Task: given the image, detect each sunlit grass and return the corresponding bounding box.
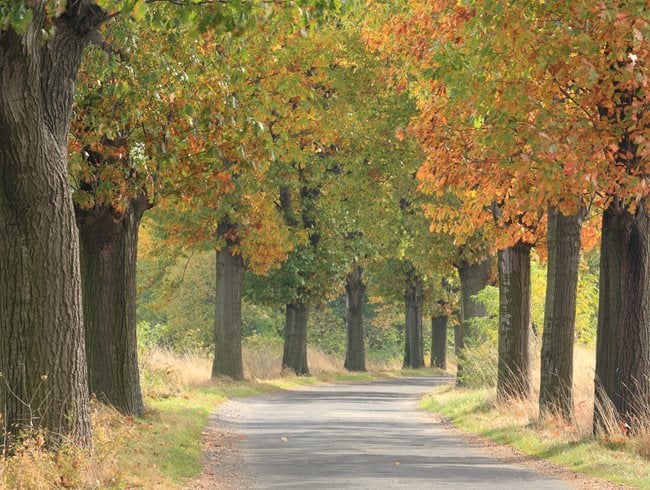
[421,347,650,488]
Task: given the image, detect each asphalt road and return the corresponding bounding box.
[215,376,569,489]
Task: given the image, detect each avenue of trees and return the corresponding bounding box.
[0,0,647,453]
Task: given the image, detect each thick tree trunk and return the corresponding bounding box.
[595,201,650,429]
[212,244,245,380]
[283,303,310,375]
[403,270,425,368]
[0,7,100,446]
[540,206,582,421]
[431,315,448,369]
[497,242,532,400]
[344,266,366,372]
[77,196,148,416]
[455,258,490,386]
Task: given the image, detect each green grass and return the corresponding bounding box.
[116,388,228,487]
[421,385,650,488]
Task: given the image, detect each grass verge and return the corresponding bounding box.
[421,385,650,488]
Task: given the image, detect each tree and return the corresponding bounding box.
[403,266,424,368]
[212,240,245,379]
[0,0,109,446]
[497,242,532,399]
[344,265,366,371]
[0,0,350,444]
[430,314,447,370]
[540,207,583,420]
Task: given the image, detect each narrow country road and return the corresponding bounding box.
[206,376,569,489]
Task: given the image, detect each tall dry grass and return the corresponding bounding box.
[242,335,346,379]
[0,401,129,489]
[488,342,650,460]
[140,347,212,398]
[490,343,595,434]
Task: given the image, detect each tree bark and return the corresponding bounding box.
[595,201,650,429]
[403,269,425,368]
[0,5,103,446]
[431,315,448,369]
[77,195,148,416]
[403,323,411,369]
[497,242,532,400]
[211,244,245,380]
[455,258,490,386]
[540,206,582,421]
[283,303,310,375]
[344,266,366,372]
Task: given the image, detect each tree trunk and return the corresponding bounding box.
[403,270,425,368]
[283,303,310,375]
[497,242,532,400]
[431,315,448,369]
[77,196,148,416]
[595,201,650,429]
[455,258,490,386]
[344,266,366,372]
[403,323,411,369]
[0,7,101,446]
[540,206,582,421]
[212,244,245,380]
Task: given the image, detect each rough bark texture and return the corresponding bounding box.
[212,245,245,380]
[0,4,106,445]
[595,201,650,428]
[344,266,366,372]
[431,315,448,369]
[283,303,310,375]
[455,258,491,387]
[403,270,425,368]
[497,242,532,400]
[540,207,582,421]
[77,195,148,416]
[403,323,411,369]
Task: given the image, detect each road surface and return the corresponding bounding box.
[211,376,569,489]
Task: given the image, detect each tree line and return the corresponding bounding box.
[0,0,648,453]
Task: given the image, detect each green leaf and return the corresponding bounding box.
[9,2,32,35]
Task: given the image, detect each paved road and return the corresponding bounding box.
[215,376,568,489]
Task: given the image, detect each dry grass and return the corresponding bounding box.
[458,342,650,469]
[140,347,212,398]
[488,345,598,440]
[242,336,347,379]
[0,402,127,489]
